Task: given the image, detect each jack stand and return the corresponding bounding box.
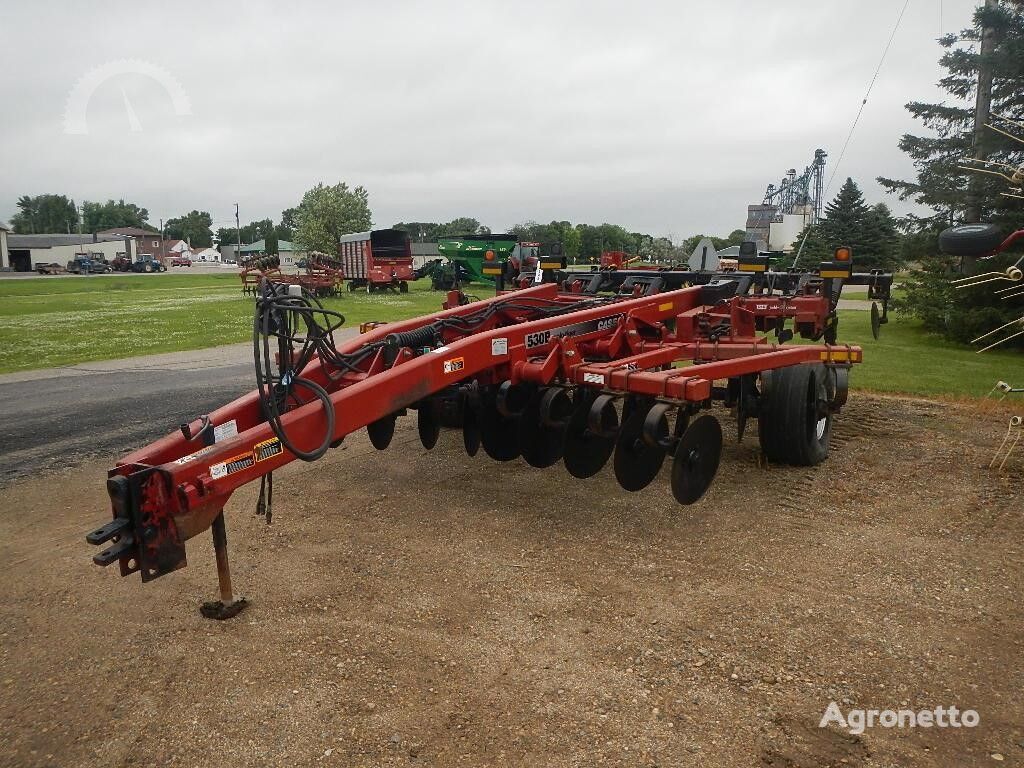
[199,511,248,620]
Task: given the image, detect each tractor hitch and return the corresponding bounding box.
[87,466,187,581]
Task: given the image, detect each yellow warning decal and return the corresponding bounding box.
[658,301,674,312]
[738,263,766,272]
[254,437,283,462]
[820,270,852,279]
[820,349,861,362]
[482,267,502,275]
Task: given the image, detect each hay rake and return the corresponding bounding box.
[87,246,892,617]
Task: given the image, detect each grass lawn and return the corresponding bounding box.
[831,308,1021,398]
[0,274,1019,399]
[0,274,466,373]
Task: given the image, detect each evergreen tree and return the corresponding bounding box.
[792,178,900,270]
[879,2,1024,346]
[877,2,1024,229]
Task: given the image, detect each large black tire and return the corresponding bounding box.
[758,364,831,466]
[144,262,154,273]
[938,224,1004,257]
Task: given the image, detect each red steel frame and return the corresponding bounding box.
[99,280,860,590]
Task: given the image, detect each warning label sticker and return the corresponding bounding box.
[491,338,508,356]
[254,437,283,462]
[174,445,217,465]
[443,357,465,375]
[213,420,238,443]
[210,452,254,480]
[583,372,604,385]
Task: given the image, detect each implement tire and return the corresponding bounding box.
[758,364,831,466]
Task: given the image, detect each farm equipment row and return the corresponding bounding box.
[240,252,345,297]
[89,244,892,618]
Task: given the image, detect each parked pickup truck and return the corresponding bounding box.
[171,256,192,267]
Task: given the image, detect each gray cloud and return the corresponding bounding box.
[0,0,978,237]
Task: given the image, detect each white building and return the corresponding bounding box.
[192,246,220,262]
[3,233,132,271]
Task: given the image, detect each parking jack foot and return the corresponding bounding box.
[199,511,248,620]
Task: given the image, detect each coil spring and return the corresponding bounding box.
[385,324,439,350]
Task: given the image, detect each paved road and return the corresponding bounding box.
[0,344,254,486]
[0,334,358,487]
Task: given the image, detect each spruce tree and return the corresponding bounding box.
[792,178,900,270]
[877,2,1024,229]
[878,2,1023,347]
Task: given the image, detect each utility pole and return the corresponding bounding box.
[159,218,164,261]
[965,0,1000,223]
[235,203,241,260]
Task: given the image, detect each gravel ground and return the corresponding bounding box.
[0,394,1021,767]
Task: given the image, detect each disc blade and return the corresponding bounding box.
[518,390,566,468]
[613,402,666,491]
[562,393,616,479]
[479,400,520,461]
[462,404,481,457]
[870,302,881,340]
[671,415,723,505]
[417,404,440,450]
[366,415,396,450]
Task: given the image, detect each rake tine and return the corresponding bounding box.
[984,122,1024,147]
[957,164,1017,184]
[993,417,1023,470]
[991,112,1024,131]
[990,422,1014,468]
[995,434,1019,468]
[972,317,1024,344]
[977,325,1024,353]
[952,273,1012,287]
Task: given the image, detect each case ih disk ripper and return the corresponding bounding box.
[88,246,892,618]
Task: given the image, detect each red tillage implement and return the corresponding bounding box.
[88,246,892,618]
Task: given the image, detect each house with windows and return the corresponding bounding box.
[97,227,162,258]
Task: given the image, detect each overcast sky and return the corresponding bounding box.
[0,0,978,238]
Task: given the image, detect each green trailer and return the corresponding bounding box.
[436,234,521,285]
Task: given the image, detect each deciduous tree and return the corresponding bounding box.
[294,182,371,254]
[9,194,78,234]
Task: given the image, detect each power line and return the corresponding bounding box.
[823,0,912,197]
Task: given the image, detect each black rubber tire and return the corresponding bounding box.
[758,364,831,466]
[399,281,409,293]
[938,224,1004,257]
[144,263,154,273]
